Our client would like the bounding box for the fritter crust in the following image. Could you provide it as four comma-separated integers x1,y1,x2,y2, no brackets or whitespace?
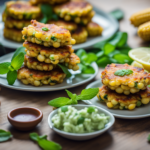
71,26,88,44
30,0,69,5
86,21,103,37
22,20,76,48
101,64,150,95
5,1,41,20
17,66,66,86
3,27,23,42
97,85,150,110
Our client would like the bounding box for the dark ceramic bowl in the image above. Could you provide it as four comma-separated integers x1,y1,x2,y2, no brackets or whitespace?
7,107,43,131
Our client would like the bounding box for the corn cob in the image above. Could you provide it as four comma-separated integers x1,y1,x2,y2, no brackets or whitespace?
86,21,103,37
138,21,150,41
17,66,66,86
101,64,150,95
5,1,41,20
3,27,23,42
97,85,150,110
130,8,150,27
22,20,76,48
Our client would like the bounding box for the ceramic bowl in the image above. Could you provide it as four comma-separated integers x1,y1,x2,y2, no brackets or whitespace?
48,104,115,141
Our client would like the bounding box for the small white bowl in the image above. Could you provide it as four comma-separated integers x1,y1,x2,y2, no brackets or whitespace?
48,104,115,141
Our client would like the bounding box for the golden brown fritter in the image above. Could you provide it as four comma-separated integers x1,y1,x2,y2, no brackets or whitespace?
97,85,150,110
22,20,76,48
71,26,88,44
48,20,77,32
5,1,41,20
30,0,69,5
86,21,103,37
23,41,73,64
101,64,150,95
54,0,94,25
17,66,66,86
3,27,23,42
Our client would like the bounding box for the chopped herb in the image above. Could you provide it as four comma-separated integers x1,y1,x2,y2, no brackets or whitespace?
51,36,57,42
50,54,55,60
45,37,49,41
32,31,36,37
77,117,85,125
114,69,133,76
104,94,108,100
42,27,49,31
136,101,142,107
134,81,138,89
24,35,27,39
30,74,33,77
87,107,95,113
99,96,104,101
50,80,57,83
61,106,68,112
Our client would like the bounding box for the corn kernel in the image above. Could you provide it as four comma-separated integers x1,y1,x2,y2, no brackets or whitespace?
107,102,113,108
109,80,116,86
128,104,136,110
35,32,43,39
141,98,150,104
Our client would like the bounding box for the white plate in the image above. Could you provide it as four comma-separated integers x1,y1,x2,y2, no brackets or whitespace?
0,52,98,92
48,104,115,141
83,80,150,119
0,6,119,50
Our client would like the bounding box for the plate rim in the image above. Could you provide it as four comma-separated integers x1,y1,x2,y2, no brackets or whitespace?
0,52,99,92
0,6,119,50
83,80,150,119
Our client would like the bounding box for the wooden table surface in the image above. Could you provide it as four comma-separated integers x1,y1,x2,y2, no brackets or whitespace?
1,0,150,150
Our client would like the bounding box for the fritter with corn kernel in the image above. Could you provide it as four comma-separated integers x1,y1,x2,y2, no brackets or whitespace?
5,1,41,20
71,26,88,44
54,0,94,25
24,54,80,71
2,13,31,29
17,66,66,86
23,41,73,64
22,20,76,48
86,21,103,37
97,85,150,110
101,64,150,95
30,0,69,5
48,20,77,33
3,27,23,42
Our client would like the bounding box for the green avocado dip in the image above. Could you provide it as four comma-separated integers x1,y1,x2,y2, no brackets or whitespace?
51,106,109,133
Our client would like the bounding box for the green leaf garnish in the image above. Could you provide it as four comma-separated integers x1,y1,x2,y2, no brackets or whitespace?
81,53,97,64
57,64,71,78
148,85,150,88
48,97,72,107
40,16,48,23
114,69,133,77
7,70,18,85
87,107,95,113
148,134,150,142
77,117,85,125
103,43,115,55
42,27,49,31
0,43,6,56
76,49,87,59
48,88,99,108
0,129,12,142
61,106,68,112
78,64,95,74
0,62,11,74
110,9,124,20
30,133,62,150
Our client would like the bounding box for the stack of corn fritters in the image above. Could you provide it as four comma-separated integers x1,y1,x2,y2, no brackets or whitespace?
17,20,79,86
30,0,103,44
97,64,150,110
2,1,41,42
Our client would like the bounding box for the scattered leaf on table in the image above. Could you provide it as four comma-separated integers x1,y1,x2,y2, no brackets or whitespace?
0,129,12,142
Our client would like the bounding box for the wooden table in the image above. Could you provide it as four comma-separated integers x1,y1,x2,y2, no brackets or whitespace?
1,0,150,149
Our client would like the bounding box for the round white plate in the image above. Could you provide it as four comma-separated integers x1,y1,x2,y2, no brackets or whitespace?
83,80,150,119
0,52,98,92
0,6,119,50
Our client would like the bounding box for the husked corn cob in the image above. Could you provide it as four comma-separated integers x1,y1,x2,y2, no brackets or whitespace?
24,53,80,71
2,13,31,29
5,1,41,20
138,21,150,41
30,0,69,5
23,41,74,64
17,66,66,86
101,64,150,95
48,20,77,33
3,27,23,42
86,21,103,37
54,0,94,25
130,8,150,27
71,26,88,44
97,85,150,110
22,20,76,48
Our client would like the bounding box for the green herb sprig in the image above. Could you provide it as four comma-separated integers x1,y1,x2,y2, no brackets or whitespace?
40,4,58,23
114,69,133,76
0,129,12,142
30,132,62,150
48,88,99,107
0,46,26,85
57,64,71,78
